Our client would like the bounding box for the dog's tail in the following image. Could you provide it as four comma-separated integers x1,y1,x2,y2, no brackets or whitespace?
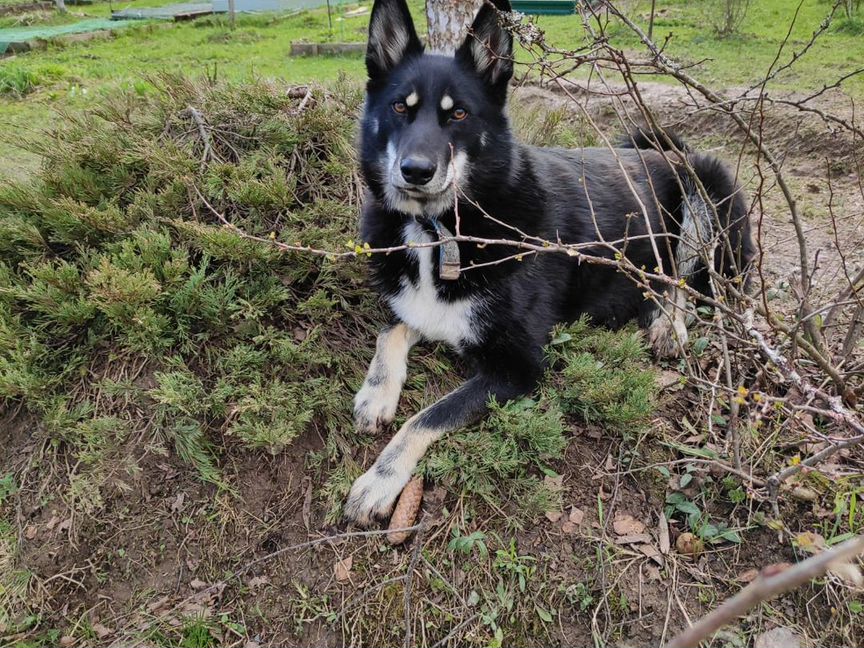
623,126,754,289
620,126,690,153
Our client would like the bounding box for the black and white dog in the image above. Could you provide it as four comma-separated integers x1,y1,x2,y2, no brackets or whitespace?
344,0,754,524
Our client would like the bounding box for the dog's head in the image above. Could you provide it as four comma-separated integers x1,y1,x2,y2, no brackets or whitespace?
360,0,514,217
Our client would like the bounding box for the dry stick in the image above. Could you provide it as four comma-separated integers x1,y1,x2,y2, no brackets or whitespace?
666,535,864,648
601,0,830,361
402,521,426,648
747,318,864,500
187,106,212,168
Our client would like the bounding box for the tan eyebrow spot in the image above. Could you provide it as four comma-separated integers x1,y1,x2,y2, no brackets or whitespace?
406,91,419,107
440,94,454,111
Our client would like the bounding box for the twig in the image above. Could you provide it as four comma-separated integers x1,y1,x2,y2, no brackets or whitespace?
666,535,864,648
187,105,213,168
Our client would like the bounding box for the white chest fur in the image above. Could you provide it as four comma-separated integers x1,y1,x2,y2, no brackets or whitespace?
387,220,481,349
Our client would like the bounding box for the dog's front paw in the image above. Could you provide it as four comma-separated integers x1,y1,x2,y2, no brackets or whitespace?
343,466,409,526
353,380,401,433
648,316,689,359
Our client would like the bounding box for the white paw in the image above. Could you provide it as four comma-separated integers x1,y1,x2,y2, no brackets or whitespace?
648,316,689,359
353,380,401,433
343,465,409,526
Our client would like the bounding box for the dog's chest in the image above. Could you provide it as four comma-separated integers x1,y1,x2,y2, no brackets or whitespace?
386,221,481,349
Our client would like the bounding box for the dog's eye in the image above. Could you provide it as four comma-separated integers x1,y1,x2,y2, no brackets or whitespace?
393,101,408,114
451,108,468,121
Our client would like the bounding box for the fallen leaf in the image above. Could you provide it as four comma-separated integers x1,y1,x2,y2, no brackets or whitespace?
302,477,313,530
561,521,578,534
614,533,653,545
790,487,818,502
754,626,801,648
60,636,75,647
147,595,171,614
247,576,269,589
245,641,261,648
335,556,353,583
171,492,186,514
636,543,664,567
45,514,60,531
795,531,826,555
613,514,646,536
658,369,683,391
737,568,759,583
24,525,37,540
92,623,113,639
544,474,564,493
658,512,670,555
190,578,208,590
568,507,584,525
645,565,662,581
545,511,563,523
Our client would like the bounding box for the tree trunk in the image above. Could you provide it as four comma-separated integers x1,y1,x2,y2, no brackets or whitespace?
425,0,484,53
55,0,67,12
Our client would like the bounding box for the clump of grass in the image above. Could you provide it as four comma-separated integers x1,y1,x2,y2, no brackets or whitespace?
834,14,864,35
548,317,656,435
510,101,595,148
0,66,43,98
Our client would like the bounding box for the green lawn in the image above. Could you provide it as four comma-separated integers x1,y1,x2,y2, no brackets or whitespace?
0,0,862,179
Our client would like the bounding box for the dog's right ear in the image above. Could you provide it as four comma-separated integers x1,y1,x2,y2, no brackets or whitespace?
366,0,423,82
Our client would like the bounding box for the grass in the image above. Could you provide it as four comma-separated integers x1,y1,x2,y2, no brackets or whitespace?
0,0,862,179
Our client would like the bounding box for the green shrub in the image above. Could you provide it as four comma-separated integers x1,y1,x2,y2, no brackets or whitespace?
0,75,369,503
548,317,656,435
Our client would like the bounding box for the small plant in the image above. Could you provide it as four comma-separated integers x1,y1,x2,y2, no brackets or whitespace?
561,582,595,612
665,492,742,544
710,0,752,38
448,530,489,560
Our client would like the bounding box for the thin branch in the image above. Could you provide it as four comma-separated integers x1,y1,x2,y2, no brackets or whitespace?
666,535,864,648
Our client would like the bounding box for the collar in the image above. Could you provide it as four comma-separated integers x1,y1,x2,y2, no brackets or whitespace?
428,219,461,281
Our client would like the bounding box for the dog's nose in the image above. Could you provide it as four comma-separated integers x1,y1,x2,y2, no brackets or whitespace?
400,156,436,186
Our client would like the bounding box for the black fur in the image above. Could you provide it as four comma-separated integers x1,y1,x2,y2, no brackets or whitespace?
345,0,755,523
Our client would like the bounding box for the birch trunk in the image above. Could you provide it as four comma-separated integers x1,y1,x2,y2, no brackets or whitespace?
425,0,484,53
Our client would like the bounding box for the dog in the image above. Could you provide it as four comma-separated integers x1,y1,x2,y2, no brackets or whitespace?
344,0,755,524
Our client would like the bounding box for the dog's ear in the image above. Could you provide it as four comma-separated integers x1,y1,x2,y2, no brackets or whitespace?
455,0,513,95
366,0,423,81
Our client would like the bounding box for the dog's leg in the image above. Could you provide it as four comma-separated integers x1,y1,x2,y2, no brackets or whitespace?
646,286,689,358
354,323,419,433
345,372,531,525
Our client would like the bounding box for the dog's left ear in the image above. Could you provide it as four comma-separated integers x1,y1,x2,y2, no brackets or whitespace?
455,0,513,96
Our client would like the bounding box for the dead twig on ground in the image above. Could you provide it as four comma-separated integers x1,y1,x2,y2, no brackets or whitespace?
666,535,864,648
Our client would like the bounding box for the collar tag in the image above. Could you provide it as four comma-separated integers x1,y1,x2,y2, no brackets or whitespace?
430,220,461,281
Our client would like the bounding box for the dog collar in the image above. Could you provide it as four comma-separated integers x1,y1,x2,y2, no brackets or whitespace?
429,219,461,281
